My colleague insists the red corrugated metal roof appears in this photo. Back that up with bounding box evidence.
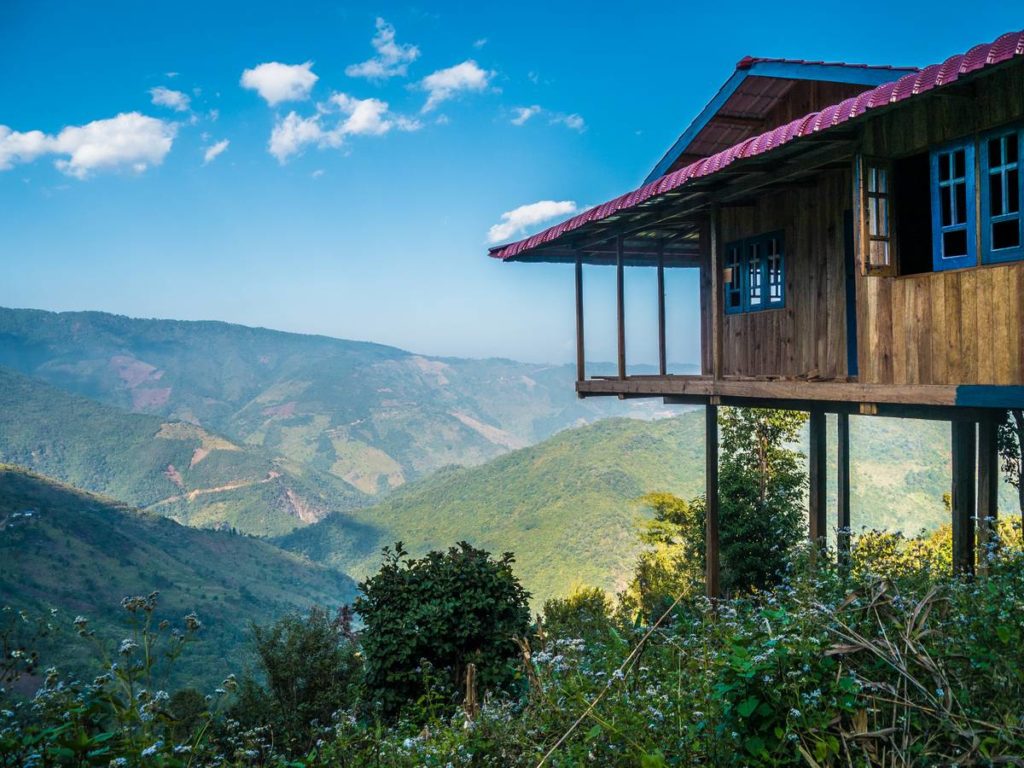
[490,30,1024,262]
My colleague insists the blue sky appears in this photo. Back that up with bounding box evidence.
[1,2,1021,365]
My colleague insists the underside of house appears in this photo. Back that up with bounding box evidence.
[489,30,1024,593]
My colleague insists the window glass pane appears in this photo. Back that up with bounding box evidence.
[954,149,966,179]
[1009,134,1019,165]
[870,239,890,266]
[748,243,762,307]
[955,181,967,225]
[868,166,877,193]
[990,172,1004,216]
[879,197,888,236]
[989,137,1003,168]
[869,198,879,235]
[1009,168,1020,214]
[941,186,952,226]
[993,219,1020,250]
[939,153,951,182]
[943,229,968,258]
[878,168,888,193]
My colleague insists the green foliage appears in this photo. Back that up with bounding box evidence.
[355,542,531,717]
[0,465,356,689]
[540,587,615,643]
[231,607,362,755]
[718,407,807,594]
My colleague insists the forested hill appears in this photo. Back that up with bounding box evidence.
[0,465,357,688]
[279,411,997,605]
[0,307,649,499]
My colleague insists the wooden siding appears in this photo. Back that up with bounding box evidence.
[719,169,850,378]
[856,61,1024,386]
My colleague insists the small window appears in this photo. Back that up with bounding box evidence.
[863,160,894,273]
[722,232,785,314]
[930,141,977,271]
[981,127,1024,263]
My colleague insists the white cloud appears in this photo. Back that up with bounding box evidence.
[0,127,51,170]
[551,112,585,132]
[203,139,229,164]
[311,169,325,178]
[150,86,191,112]
[331,93,392,136]
[346,18,419,80]
[241,61,318,106]
[268,112,336,163]
[511,105,541,126]
[52,113,176,178]
[473,38,488,48]
[1,113,176,179]
[420,60,493,113]
[487,200,577,244]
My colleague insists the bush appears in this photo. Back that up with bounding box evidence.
[541,586,615,642]
[355,541,531,718]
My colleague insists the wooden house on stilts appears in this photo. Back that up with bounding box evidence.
[488,30,1024,595]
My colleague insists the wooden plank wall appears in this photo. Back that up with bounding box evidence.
[857,61,1024,386]
[720,169,850,378]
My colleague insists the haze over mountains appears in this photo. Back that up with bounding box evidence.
[0,305,1005,615]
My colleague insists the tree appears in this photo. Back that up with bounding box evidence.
[718,407,808,594]
[621,492,706,618]
[998,409,1024,513]
[231,606,361,755]
[355,541,531,718]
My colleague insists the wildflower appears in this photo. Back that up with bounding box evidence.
[141,741,163,758]
[184,613,202,632]
[118,639,139,656]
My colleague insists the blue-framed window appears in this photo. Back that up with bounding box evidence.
[930,142,976,271]
[723,231,785,314]
[981,127,1024,263]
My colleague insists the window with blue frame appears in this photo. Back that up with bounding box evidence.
[723,232,785,314]
[930,142,976,271]
[981,127,1024,262]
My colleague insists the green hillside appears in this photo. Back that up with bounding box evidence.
[0,465,357,688]
[0,307,649,497]
[0,366,371,536]
[280,412,1016,605]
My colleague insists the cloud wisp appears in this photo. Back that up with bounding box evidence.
[487,200,578,244]
[268,93,420,163]
[510,105,541,126]
[150,86,191,112]
[346,18,420,80]
[203,139,229,164]
[510,105,585,132]
[241,62,318,106]
[0,113,176,179]
[420,60,493,113]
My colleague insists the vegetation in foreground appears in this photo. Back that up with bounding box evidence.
[3,407,1024,766]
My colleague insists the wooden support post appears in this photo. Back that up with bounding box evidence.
[977,414,999,575]
[705,404,720,599]
[836,411,851,568]
[809,410,827,546]
[951,420,977,577]
[709,206,723,380]
[657,244,667,377]
[616,235,626,380]
[574,253,585,385]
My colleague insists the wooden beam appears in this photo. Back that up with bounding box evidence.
[616,236,626,380]
[836,411,851,567]
[575,253,585,386]
[657,244,667,377]
[809,410,827,546]
[708,206,723,381]
[951,420,977,577]
[977,414,999,576]
[706,404,720,599]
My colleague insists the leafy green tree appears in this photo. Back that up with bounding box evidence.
[542,586,615,642]
[998,409,1024,513]
[231,606,361,754]
[621,492,706,618]
[718,407,807,594]
[355,542,531,718]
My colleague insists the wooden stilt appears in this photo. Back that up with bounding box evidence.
[657,244,666,377]
[977,414,999,575]
[574,253,585,385]
[616,236,626,380]
[951,420,977,577]
[809,410,827,546]
[837,411,851,567]
[706,404,720,599]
